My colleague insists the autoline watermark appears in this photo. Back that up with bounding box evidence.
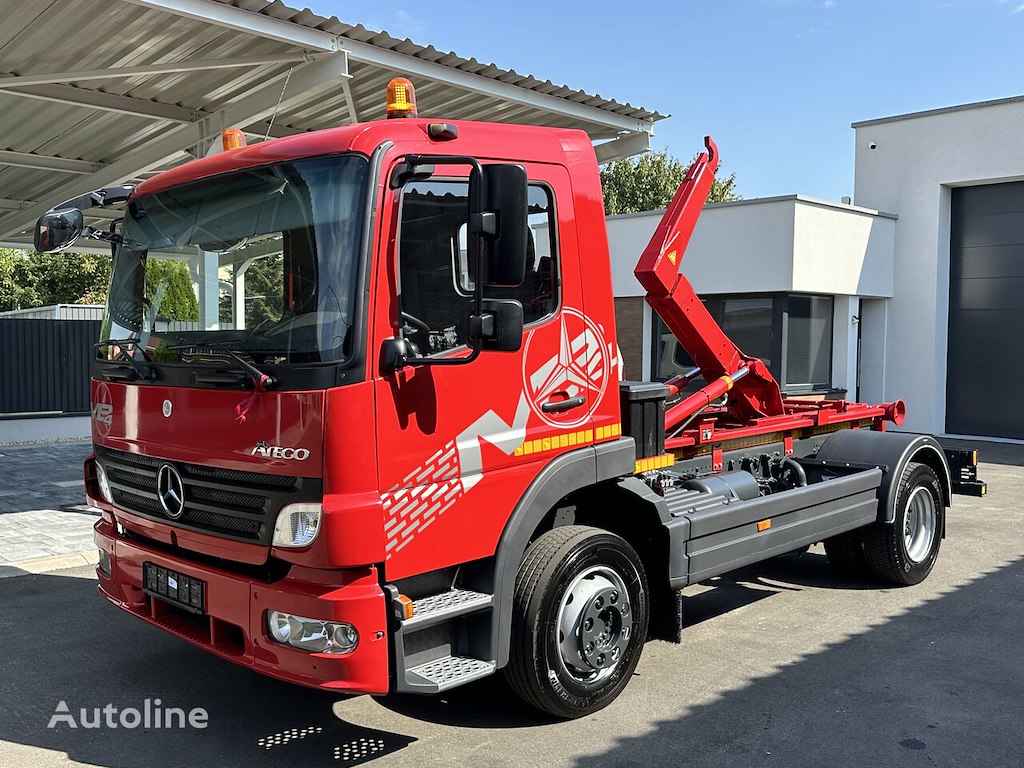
[48,699,208,729]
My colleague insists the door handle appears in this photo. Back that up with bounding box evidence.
[542,394,587,413]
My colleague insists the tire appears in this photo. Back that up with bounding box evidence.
[861,462,944,586]
[823,530,871,578]
[504,525,649,718]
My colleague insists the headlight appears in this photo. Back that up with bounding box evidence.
[265,610,358,655]
[96,463,113,504]
[272,503,321,548]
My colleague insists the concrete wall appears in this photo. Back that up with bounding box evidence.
[607,196,895,299]
[0,417,90,444]
[853,97,1024,435]
[606,196,896,389]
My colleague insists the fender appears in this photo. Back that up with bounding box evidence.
[489,437,636,668]
[814,430,952,523]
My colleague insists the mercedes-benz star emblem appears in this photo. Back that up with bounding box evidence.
[157,464,185,519]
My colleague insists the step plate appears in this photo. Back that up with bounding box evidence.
[405,589,492,629]
[407,656,495,692]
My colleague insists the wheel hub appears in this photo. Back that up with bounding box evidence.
[557,566,632,684]
[903,485,937,564]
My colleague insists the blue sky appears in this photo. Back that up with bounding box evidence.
[302,0,1024,201]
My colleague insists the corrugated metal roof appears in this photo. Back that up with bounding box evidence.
[0,0,663,244]
[222,0,665,124]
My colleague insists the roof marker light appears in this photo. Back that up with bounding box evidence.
[222,128,247,151]
[386,77,418,119]
[427,123,458,141]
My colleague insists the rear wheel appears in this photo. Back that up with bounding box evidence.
[505,525,649,718]
[862,462,944,585]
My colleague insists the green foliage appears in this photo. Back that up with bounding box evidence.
[145,259,198,321]
[217,255,283,328]
[600,150,741,216]
[0,248,199,322]
[242,254,284,328]
[0,248,111,312]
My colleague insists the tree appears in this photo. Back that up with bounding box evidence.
[0,249,111,311]
[241,254,284,328]
[600,150,741,216]
[145,259,198,321]
[217,254,283,328]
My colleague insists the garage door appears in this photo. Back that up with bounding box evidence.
[947,181,1024,438]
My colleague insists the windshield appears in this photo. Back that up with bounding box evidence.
[100,154,368,366]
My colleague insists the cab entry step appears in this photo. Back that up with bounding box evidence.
[406,656,496,692]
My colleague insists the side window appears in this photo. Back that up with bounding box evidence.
[501,185,558,325]
[397,179,560,357]
[397,180,472,355]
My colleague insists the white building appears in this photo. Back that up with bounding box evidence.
[608,95,1024,441]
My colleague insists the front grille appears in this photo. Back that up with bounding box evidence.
[95,446,321,546]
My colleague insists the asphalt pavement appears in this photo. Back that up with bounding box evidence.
[0,443,1021,767]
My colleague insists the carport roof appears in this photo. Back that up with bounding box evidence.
[0,0,665,249]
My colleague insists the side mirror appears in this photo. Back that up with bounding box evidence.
[479,164,528,287]
[471,299,524,353]
[34,209,84,253]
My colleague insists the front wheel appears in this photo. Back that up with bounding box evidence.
[862,462,944,585]
[504,526,649,718]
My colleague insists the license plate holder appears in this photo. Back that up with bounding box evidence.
[143,562,206,615]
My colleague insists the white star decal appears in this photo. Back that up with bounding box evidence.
[529,315,603,402]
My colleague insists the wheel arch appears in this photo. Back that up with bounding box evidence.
[490,439,636,669]
[814,429,952,524]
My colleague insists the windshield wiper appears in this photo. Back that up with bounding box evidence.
[170,343,277,391]
[94,338,156,382]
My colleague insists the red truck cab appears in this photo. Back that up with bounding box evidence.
[82,113,629,699]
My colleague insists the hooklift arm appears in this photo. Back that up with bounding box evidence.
[634,136,785,424]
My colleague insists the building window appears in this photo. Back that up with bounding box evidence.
[784,295,832,390]
[721,297,774,371]
[651,293,834,394]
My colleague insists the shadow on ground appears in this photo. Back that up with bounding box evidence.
[2,553,1021,767]
[574,555,1024,768]
[0,573,414,767]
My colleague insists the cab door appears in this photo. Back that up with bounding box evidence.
[371,157,599,580]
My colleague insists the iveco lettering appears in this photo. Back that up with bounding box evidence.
[37,78,985,718]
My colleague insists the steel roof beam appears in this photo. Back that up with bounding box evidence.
[0,83,308,139]
[594,131,652,165]
[1,82,198,123]
[0,198,34,212]
[124,0,654,135]
[122,0,340,51]
[0,53,312,89]
[0,149,102,175]
[0,54,350,240]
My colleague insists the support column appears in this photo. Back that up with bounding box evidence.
[641,303,653,382]
[196,250,220,330]
[232,259,254,330]
[831,295,860,398]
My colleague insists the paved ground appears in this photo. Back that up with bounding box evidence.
[0,441,1021,767]
[0,440,98,575]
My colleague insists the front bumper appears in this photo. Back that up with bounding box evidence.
[94,518,390,694]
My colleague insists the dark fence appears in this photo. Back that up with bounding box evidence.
[0,319,99,416]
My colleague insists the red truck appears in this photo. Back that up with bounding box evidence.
[35,78,984,718]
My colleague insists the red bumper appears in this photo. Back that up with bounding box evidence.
[93,518,390,694]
